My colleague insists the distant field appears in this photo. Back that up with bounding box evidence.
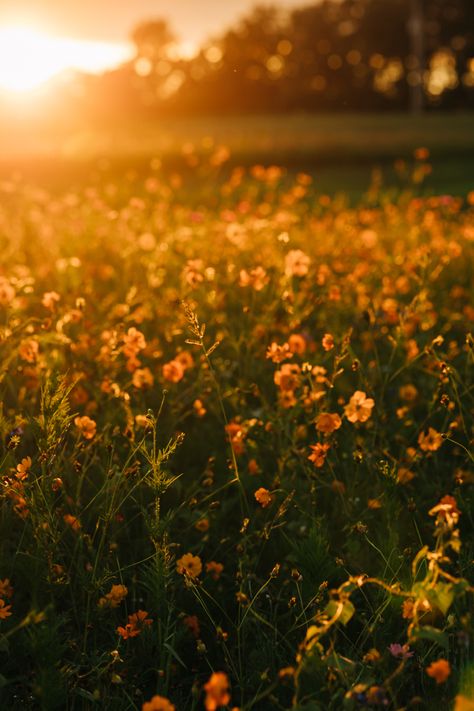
[0,112,473,195]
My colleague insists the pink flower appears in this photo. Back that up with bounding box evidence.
[388,643,414,659]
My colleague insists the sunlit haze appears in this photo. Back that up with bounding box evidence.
[0,25,132,92]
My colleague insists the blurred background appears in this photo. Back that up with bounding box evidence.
[0,0,473,194]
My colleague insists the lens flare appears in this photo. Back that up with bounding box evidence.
[0,25,132,92]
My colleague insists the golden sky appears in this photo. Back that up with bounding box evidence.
[0,0,307,45]
[0,0,309,93]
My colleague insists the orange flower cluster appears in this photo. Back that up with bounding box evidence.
[162,351,194,384]
[117,610,153,639]
[98,583,128,609]
[239,266,268,291]
[225,421,246,455]
[274,363,301,408]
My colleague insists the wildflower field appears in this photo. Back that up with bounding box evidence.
[0,149,473,710]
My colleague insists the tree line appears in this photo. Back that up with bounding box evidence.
[54,0,474,119]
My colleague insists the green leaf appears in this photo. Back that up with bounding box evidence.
[75,688,98,703]
[427,582,454,616]
[411,625,448,650]
[325,599,355,626]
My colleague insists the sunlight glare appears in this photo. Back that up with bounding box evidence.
[0,25,133,92]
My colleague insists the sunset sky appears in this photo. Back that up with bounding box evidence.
[0,0,312,93]
[0,0,308,46]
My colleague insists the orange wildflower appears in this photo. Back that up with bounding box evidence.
[0,599,12,619]
[16,456,32,480]
[285,249,310,278]
[142,695,175,711]
[7,482,28,518]
[176,553,202,578]
[195,518,210,532]
[363,649,381,663]
[135,414,152,429]
[117,610,153,639]
[63,514,81,532]
[162,360,185,383]
[41,291,60,310]
[0,277,15,305]
[399,384,418,402]
[19,339,39,363]
[426,659,451,684]
[225,421,246,456]
[98,583,128,609]
[204,672,231,711]
[193,399,207,417]
[454,696,474,711]
[239,266,268,291]
[402,599,415,620]
[266,342,292,363]
[183,614,200,638]
[397,467,416,485]
[308,442,330,468]
[183,259,204,286]
[206,561,224,581]
[74,415,97,440]
[122,327,146,357]
[132,367,154,389]
[248,458,260,475]
[0,579,13,598]
[274,363,301,392]
[315,412,342,435]
[312,365,328,384]
[418,427,443,452]
[175,351,194,370]
[429,495,461,527]
[288,334,306,354]
[279,390,297,408]
[344,391,374,423]
[254,487,273,508]
[415,146,430,161]
[322,333,334,351]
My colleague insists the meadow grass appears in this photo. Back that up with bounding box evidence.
[1,112,474,197]
[0,149,472,710]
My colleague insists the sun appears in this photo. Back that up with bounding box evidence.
[0,24,132,93]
